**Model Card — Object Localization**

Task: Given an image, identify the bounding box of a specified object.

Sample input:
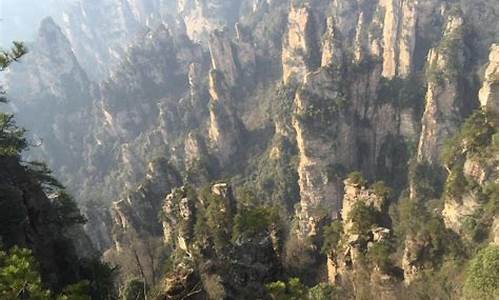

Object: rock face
[326,177,397,298]
[441,48,499,235]
[416,14,467,165]
[5,17,93,180]
[158,182,280,299]
[282,4,314,85]
[110,159,181,252]
[4,0,499,297]
[207,68,244,163]
[177,0,243,44]
[479,44,499,115]
[380,0,417,78]
[60,0,177,79]
[321,17,343,67]
[208,29,240,87]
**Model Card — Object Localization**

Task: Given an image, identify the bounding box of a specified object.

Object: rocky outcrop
[341,178,386,232]
[159,182,280,299]
[282,4,314,85]
[60,0,177,79]
[321,17,343,67]
[207,70,244,163]
[479,44,499,115]
[291,56,407,238]
[326,176,397,297]
[380,0,417,78]
[208,29,240,87]
[110,159,181,252]
[416,14,467,165]
[5,17,93,178]
[162,186,196,255]
[441,52,499,235]
[235,23,257,81]
[177,0,242,44]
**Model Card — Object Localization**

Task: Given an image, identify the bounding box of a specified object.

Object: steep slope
[3,0,498,298]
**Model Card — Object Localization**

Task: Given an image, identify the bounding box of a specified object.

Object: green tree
[122,278,146,300]
[0,114,27,157]
[321,219,343,254]
[308,283,338,300]
[347,171,367,186]
[0,42,27,156]
[79,258,118,300]
[463,245,499,299]
[0,247,51,300]
[348,202,380,235]
[232,206,281,240]
[57,281,92,300]
[366,241,393,273]
[266,278,307,300]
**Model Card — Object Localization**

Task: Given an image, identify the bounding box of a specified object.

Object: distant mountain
[3,0,498,298]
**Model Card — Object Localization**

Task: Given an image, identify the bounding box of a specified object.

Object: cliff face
[325,178,397,299]
[59,0,177,79]
[5,17,93,182]
[158,182,280,299]
[286,0,427,238]
[177,0,243,44]
[4,0,498,297]
[479,44,499,115]
[441,44,499,237]
[416,14,468,166]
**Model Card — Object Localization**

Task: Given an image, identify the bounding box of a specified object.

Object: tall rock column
[416,14,466,165]
[479,44,499,115]
[379,0,417,78]
[321,16,343,67]
[206,29,245,163]
[282,4,315,85]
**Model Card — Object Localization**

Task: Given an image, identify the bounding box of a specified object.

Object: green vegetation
[52,191,88,226]
[0,42,117,299]
[193,186,234,253]
[409,161,445,201]
[266,278,343,300]
[0,113,27,157]
[441,110,498,168]
[232,206,281,240]
[348,202,382,235]
[297,88,347,127]
[266,277,306,300]
[321,220,343,254]
[462,181,499,243]
[122,278,146,300]
[238,135,300,212]
[370,181,393,199]
[376,76,425,114]
[393,198,463,266]
[78,258,117,300]
[0,43,26,154]
[0,247,52,299]
[347,171,367,186]
[366,241,393,274]
[463,245,499,299]
[296,56,380,128]
[0,42,26,74]
[0,247,92,300]
[425,11,466,84]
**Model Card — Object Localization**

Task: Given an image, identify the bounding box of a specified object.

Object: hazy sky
[0,0,70,47]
